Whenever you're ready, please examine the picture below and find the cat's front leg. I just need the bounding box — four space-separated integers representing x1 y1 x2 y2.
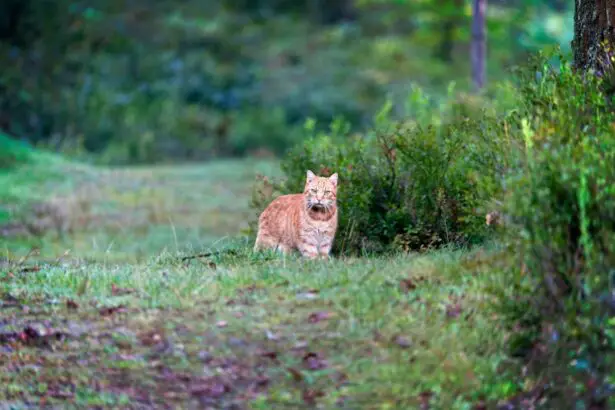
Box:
276 243 291 255
318 240 333 260
298 242 319 259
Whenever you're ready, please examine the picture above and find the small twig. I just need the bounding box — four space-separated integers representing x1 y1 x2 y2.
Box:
16 247 40 266
180 249 238 261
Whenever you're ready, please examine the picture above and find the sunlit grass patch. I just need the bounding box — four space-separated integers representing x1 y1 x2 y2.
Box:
1 159 279 262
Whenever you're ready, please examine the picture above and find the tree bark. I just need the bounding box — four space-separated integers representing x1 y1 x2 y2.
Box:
471 0 487 91
572 0 615 72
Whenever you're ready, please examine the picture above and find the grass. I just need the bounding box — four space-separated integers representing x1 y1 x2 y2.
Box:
1 145 279 261
0 142 518 408
1 246 514 409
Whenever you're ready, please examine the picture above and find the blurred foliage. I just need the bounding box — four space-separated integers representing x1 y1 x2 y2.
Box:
250 83 520 254
0 0 573 163
250 49 615 405
492 52 615 408
0 132 33 169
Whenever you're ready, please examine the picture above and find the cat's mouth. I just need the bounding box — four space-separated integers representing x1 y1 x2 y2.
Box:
309 203 327 212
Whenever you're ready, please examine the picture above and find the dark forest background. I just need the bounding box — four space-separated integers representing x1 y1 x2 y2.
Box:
0 0 571 163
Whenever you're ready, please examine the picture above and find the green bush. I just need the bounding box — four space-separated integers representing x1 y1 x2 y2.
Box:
495 54 615 406
0 132 32 169
251 88 516 255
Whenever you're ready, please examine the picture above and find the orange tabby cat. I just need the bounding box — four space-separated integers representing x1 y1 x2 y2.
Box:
254 170 338 259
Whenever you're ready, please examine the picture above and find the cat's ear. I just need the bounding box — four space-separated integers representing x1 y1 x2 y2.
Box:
329 173 338 186
306 170 316 181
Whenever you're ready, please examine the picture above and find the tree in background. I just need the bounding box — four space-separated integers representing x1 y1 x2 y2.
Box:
471 0 487 90
0 0 575 163
435 0 464 62
572 0 615 72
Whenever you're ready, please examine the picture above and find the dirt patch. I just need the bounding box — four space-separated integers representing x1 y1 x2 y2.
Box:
0 298 313 408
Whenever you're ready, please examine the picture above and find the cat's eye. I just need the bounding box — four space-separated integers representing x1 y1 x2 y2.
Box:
310 189 317 193
324 190 331 194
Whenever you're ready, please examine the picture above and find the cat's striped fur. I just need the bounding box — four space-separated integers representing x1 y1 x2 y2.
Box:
254 170 338 259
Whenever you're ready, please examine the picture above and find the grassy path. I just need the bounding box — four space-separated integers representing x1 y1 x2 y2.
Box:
1 159 512 409
1 159 278 262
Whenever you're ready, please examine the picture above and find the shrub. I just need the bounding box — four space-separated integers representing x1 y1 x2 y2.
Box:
494 53 615 406
251 88 516 255
0 132 32 169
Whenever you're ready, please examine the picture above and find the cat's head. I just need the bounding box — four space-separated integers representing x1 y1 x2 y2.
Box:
304 170 338 211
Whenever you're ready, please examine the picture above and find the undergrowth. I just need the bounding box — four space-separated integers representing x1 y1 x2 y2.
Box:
251 84 521 255
494 54 615 408
250 50 615 406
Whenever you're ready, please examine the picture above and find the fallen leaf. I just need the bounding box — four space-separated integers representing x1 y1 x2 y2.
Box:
445 303 462 318
198 351 213 362
1 325 68 347
399 278 417 292
287 367 304 382
308 311 334 323
302 389 325 405
0 294 20 309
302 352 328 370
49 389 74 399
254 375 270 390
419 390 433 410
190 379 229 398
393 335 412 348
139 329 165 346
111 284 136 296
259 350 278 361
296 291 319 300
292 341 308 350
19 265 40 273
373 331 385 342
473 399 487 410
23 326 42 340
99 305 127 316
1 271 15 280
239 284 258 295
332 371 349 387
66 299 79 309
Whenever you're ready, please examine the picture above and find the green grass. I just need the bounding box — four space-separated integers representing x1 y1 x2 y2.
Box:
1 245 514 408
1 147 279 261
0 154 520 408
0 132 81 225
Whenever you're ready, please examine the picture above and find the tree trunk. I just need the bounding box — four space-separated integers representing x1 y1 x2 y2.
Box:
572 0 615 72
436 0 464 62
471 0 487 91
